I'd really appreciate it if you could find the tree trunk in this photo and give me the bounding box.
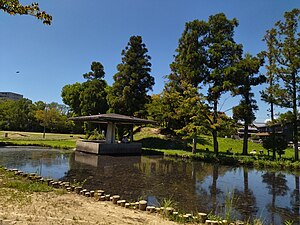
[242,122,249,155]
[292,74,299,161]
[213,100,219,155]
[192,137,197,154]
[270,92,276,159]
[212,130,219,156]
[293,116,298,161]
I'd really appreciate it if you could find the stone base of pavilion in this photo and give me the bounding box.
[75,140,142,155]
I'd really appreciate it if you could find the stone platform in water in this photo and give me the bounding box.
[75,140,142,155]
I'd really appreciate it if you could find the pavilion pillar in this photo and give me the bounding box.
[106,122,116,144]
[130,125,134,142]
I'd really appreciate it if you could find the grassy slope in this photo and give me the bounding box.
[134,127,295,159]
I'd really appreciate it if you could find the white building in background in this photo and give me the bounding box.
[0,92,23,101]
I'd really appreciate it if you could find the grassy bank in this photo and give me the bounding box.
[0,128,299,171]
[0,167,59,196]
[134,127,295,157]
[134,127,299,172]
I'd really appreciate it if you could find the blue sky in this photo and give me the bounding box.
[0,0,299,122]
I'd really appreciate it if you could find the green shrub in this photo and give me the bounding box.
[86,129,105,140]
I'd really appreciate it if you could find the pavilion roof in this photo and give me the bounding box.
[69,113,157,125]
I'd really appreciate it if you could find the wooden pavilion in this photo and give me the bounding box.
[69,113,156,155]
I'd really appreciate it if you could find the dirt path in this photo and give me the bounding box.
[0,190,178,225]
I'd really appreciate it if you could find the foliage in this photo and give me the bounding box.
[262,134,287,158]
[262,8,300,160]
[271,111,294,125]
[61,61,109,116]
[107,36,154,117]
[145,94,165,126]
[261,28,278,123]
[0,99,77,134]
[79,79,108,116]
[85,129,105,140]
[0,99,39,131]
[222,191,237,222]
[0,0,52,24]
[35,105,74,134]
[61,82,82,116]
[83,61,105,80]
[231,53,265,155]
[163,13,242,155]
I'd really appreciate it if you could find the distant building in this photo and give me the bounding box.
[0,92,23,101]
[237,126,258,139]
[255,122,294,142]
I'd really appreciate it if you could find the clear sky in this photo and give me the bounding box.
[0,0,299,122]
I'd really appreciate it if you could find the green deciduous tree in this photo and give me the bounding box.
[107,35,154,117]
[80,61,108,116]
[231,54,265,155]
[61,61,109,116]
[146,94,165,126]
[0,0,52,24]
[162,80,209,153]
[0,99,75,133]
[262,9,300,160]
[35,103,74,134]
[0,98,39,131]
[61,82,82,116]
[80,79,108,116]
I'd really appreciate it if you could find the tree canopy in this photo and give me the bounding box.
[61,61,109,116]
[107,35,154,117]
[262,8,300,160]
[0,99,75,133]
[231,53,265,155]
[163,13,243,154]
[0,0,52,24]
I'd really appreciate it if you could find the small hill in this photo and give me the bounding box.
[134,126,266,155]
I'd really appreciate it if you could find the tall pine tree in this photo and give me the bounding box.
[262,9,300,160]
[163,13,242,155]
[231,53,265,155]
[107,36,154,117]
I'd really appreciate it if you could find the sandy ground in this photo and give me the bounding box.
[0,190,178,225]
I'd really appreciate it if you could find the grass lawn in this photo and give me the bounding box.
[0,131,84,149]
[134,127,295,159]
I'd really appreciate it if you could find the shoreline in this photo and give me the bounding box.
[1,140,300,173]
[0,167,178,225]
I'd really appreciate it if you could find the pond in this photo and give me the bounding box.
[0,146,299,224]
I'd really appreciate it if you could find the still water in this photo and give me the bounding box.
[0,146,299,224]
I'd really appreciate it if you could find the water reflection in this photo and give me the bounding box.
[0,147,299,224]
[0,146,69,179]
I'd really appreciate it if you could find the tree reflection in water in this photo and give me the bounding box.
[1,147,300,224]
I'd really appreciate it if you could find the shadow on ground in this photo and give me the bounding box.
[139,135,211,152]
[139,137,186,150]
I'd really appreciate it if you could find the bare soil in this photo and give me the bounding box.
[0,190,178,225]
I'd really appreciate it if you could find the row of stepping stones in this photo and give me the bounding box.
[3,168,245,225]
